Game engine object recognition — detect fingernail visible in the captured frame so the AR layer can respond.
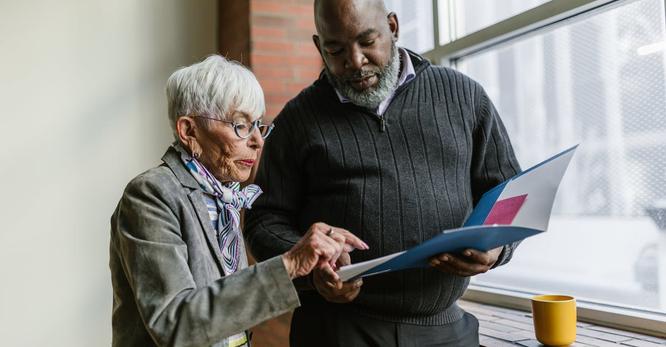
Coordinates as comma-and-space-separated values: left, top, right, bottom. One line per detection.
464, 251, 471, 256
442, 256, 449, 262
430, 260, 440, 266
363, 242, 370, 249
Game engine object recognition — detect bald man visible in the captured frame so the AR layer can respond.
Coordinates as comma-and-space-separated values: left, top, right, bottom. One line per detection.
245, 0, 521, 345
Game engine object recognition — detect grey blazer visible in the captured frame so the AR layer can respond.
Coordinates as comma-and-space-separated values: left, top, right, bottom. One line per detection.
109, 146, 300, 347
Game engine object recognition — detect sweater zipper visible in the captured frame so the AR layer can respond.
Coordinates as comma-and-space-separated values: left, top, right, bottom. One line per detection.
379, 115, 386, 132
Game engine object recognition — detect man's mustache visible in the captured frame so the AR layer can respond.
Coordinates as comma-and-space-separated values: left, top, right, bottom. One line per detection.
342, 69, 381, 82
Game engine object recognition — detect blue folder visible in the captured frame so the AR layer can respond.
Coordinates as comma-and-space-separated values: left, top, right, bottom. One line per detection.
357, 225, 543, 279
338, 145, 577, 282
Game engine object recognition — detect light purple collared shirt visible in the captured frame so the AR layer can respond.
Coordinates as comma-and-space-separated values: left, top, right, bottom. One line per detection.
334, 47, 416, 115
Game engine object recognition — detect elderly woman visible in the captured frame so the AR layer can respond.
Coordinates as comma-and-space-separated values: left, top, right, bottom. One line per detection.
109, 55, 368, 347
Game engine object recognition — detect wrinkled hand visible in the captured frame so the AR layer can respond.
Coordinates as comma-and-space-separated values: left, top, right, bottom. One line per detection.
282, 223, 368, 279
429, 247, 503, 277
313, 252, 363, 303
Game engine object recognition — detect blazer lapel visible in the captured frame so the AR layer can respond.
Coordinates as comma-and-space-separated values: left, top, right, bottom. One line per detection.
162, 146, 226, 275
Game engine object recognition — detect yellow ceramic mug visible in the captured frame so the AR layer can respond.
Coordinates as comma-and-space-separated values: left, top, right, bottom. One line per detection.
531, 295, 577, 346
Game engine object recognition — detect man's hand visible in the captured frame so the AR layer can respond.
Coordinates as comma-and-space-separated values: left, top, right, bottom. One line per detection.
313, 252, 363, 303
429, 247, 503, 277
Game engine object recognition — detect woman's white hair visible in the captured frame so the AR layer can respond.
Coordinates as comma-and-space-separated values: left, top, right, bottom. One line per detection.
166, 55, 265, 138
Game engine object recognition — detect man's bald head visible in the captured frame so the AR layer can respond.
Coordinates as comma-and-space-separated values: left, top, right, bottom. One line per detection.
314, 0, 388, 35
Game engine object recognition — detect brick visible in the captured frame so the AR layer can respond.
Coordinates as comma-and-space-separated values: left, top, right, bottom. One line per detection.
252, 14, 290, 27
296, 41, 319, 54
251, 1, 312, 16
295, 17, 315, 30
251, 54, 287, 66
266, 95, 292, 105
251, 26, 287, 39
252, 66, 294, 79
294, 64, 323, 77
259, 78, 287, 92
251, 1, 290, 14
288, 28, 317, 41
286, 55, 323, 68
266, 105, 283, 118
252, 41, 295, 53
290, 4, 313, 17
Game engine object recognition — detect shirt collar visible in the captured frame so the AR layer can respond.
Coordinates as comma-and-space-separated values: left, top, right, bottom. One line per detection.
334, 47, 416, 104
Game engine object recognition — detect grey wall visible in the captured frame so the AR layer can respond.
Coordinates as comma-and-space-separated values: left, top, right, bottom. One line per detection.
0, 1, 218, 345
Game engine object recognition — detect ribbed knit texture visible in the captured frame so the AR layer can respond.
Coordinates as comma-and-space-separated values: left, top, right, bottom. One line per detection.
245, 50, 521, 325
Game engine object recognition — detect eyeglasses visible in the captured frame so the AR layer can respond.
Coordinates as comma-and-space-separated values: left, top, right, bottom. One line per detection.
196, 115, 275, 139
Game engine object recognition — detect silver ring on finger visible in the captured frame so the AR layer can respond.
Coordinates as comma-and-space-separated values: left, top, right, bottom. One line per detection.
327, 227, 335, 237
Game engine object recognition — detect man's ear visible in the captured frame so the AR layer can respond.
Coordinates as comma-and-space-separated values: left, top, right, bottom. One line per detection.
312, 34, 323, 55
388, 12, 399, 41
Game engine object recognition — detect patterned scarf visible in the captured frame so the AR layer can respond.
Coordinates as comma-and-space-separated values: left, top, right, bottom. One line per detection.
174, 143, 262, 275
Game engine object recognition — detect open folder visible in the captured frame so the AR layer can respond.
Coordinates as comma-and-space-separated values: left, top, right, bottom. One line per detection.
338, 145, 578, 282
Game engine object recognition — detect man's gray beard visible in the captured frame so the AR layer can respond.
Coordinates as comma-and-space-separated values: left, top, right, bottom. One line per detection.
325, 43, 400, 110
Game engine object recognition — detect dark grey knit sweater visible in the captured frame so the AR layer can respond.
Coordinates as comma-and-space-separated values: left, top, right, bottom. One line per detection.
245, 51, 521, 325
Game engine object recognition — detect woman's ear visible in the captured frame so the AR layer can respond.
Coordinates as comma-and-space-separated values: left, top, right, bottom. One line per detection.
176, 116, 201, 158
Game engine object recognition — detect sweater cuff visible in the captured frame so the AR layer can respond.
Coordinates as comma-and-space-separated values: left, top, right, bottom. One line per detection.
491, 241, 517, 269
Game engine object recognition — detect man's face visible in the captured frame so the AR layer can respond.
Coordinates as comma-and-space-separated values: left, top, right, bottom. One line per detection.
314, 1, 400, 108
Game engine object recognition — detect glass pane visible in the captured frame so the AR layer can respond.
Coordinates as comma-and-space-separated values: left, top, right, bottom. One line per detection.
385, 0, 434, 53
440, 0, 551, 43
458, 0, 666, 313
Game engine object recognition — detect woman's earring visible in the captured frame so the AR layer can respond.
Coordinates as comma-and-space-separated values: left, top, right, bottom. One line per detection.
190, 141, 201, 159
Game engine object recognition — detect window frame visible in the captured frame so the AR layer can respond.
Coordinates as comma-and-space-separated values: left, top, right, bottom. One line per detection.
423, 0, 666, 337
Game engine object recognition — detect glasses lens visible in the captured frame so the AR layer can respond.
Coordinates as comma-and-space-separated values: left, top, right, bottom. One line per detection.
259, 124, 274, 138
234, 121, 252, 138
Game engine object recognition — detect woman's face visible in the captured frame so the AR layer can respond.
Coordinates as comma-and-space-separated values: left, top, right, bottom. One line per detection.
194, 112, 264, 183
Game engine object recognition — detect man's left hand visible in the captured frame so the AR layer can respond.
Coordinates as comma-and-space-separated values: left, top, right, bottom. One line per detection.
312, 252, 363, 303
429, 247, 503, 277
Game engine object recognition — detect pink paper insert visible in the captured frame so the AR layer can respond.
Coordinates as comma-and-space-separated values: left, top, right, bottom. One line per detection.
483, 194, 527, 225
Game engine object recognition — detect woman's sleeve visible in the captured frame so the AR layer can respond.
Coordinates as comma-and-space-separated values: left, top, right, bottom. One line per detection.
111, 175, 300, 347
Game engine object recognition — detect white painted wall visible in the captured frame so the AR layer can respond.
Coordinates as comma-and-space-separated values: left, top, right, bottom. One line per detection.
0, 1, 218, 345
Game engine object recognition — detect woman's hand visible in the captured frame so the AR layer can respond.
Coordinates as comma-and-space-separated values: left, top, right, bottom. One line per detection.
282, 223, 368, 279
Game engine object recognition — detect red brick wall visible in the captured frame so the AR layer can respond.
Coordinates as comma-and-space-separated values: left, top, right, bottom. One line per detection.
220, 1, 323, 345
249, 0, 323, 121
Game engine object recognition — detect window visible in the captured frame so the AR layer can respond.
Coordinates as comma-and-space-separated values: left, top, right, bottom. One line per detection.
439, 0, 551, 43
460, 0, 666, 313
385, 0, 434, 53
422, 0, 666, 334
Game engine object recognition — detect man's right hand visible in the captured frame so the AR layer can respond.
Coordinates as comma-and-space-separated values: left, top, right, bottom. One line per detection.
313, 252, 363, 303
